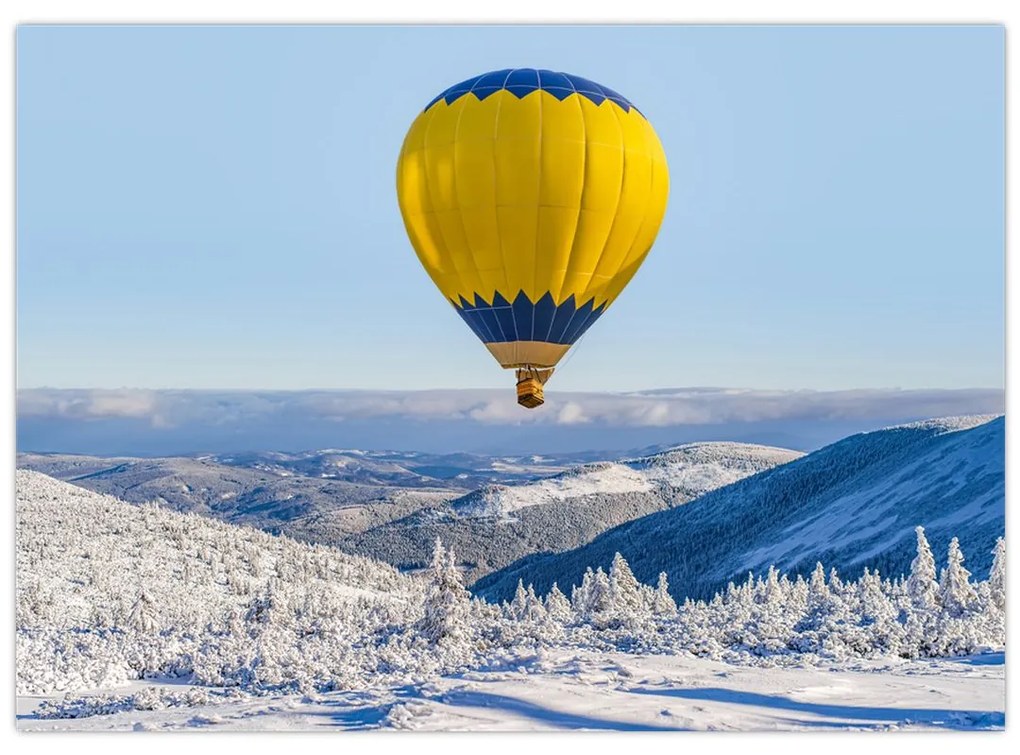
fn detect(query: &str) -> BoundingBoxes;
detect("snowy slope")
[16,470,415,636]
[339,442,799,580]
[15,453,457,537]
[623,442,803,504]
[474,416,1005,603]
[453,442,801,520]
[451,462,653,518]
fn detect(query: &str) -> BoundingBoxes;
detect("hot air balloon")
[396,68,669,408]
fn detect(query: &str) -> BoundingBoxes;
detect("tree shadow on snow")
[427,690,688,731]
[948,651,1004,667]
[628,687,1004,730]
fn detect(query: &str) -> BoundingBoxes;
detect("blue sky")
[17,25,1004,393]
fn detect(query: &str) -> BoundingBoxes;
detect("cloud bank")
[17,386,1005,428]
[17,387,1004,457]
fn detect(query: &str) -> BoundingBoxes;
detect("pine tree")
[807,562,829,608]
[419,539,471,644]
[128,590,158,633]
[509,580,529,621]
[571,567,595,614]
[762,565,783,606]
[652,572,678,617]
[828,567,844,594]
[544,583,573,623]
[988,537,1005,613]
[524,584,548,623]
[580,567,613,628]
[608,552,645,625]
[907,526,939,610]
[939,537,977,617]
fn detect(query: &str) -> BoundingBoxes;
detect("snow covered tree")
[807,562,829,608]
[573,567,613,629]
[508,580,529,621]
[544,583,573,624]
[418,538,471,645]
[939,537,977,618]
[128,590,158,634]
[988,537,1005,614]
[828,567,844,594]
[856,568,901,654]
[608,553,647,627]
[906,526,939,611]
[524,584,548,623]
[652,572,677,618]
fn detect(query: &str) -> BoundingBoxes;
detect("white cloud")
[17,387,1005,430]
[556,401,589,425]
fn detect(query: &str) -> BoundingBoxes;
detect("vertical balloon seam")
[560,97,625,344]
[530,69,544,342]
[579,92,630,318]
[553,77,590,341]
[544,86,585,324]
[610,120,663,304]
[399,118,453,307]
[504,76,526,343]
[488,70,517,336]
[426,104,489,324]
[595,115,652,312]
[477,81,513,304]
[450,84,494,321]
[418,106,472,305]
[626,120,666,276]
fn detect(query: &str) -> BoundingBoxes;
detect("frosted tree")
[524,584,548,623]
[762,565,783,605]
[906,526,939,610]
[859,568,902,653]
[939,537,977,617]
[828,567,844,595]
[544,583,573,624]
[128,590,158,634]
[508,580,529,621]
[807,562,829,607]
[418,538,471,644]
[570,567,596,615]
[575,567,613,628]
[608,553,646,626]
[988,537,1005,614]
[652,572,678,618]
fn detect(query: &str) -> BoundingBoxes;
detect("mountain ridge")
[473,415,1005,602]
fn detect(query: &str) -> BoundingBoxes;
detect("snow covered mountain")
[340,443,801,580]
[16,470,414,631]
[18,448,586,495]
[14,453,457,538]
[16,469,422,693]
[473,416,1005,603]
[450,443,802,519]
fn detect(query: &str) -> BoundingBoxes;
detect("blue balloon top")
[424,68,640,114]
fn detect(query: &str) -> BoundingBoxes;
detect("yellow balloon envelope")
[396,68,669,407]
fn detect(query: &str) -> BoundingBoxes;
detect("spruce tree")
[907,526,939,610]
[988,537,1005,613]
[545,583,574,623]
[652,572,678,618]
[419,539,471,644]
[939,537,977,617]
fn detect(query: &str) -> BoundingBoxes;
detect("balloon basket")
[516,377,545,409]
[515,366,553,409]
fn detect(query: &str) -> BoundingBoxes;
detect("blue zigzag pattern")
[454,290,607,346]
[425,68,640,115]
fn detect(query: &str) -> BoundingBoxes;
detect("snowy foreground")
[16,469,1006,732]
[18,648,1004,731]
